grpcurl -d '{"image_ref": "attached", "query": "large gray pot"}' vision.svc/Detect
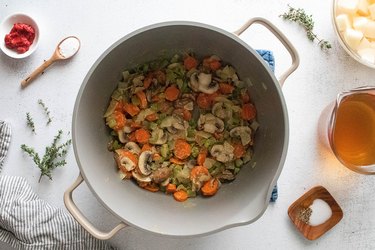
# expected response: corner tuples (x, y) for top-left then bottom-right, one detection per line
(64, 17), (299, 239)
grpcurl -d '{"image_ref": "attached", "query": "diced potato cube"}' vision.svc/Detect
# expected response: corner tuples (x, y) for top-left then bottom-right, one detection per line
(364, 20), (375, 38)
(337, 0), (359, 14)
(369, 3), (375, 19)
(358, 37), (372, 49)
(357, 47), (375, 63)
(353, 16), (369, 32)
(344, 28), (364, 49)
(358, 0), (370, 15)
(336, 14), (352, 31)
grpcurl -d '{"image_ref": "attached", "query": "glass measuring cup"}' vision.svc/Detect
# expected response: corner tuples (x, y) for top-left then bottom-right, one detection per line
(318, 86), (375, 174)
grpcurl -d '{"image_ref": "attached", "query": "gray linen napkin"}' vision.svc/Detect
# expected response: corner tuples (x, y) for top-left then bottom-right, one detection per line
(0, 121), (113, 250)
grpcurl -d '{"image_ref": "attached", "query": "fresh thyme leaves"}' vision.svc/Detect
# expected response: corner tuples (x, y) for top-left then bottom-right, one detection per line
(280, 5), (332, 50)
(21, 130), (71, 182)
(38, 99), (53, 124)
(26, 112), (36, 133)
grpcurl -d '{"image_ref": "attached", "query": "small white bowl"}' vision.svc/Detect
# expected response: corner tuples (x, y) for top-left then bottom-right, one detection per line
(332, 0), (375, 69)
(0, 13), (39, 59)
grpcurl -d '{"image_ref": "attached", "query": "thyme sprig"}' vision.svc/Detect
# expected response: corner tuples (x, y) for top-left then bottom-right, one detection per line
(21, 130), (71, 182)
(38, 99), (53, 124)
(26, 112), (36, 133)
(280, 5), (332, 50)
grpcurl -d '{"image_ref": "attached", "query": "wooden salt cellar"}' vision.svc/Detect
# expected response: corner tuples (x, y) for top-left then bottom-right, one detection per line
(288, 186), (343, 240)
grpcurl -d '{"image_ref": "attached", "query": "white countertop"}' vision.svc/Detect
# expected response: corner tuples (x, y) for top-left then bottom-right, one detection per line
(1, 0), (375, 249)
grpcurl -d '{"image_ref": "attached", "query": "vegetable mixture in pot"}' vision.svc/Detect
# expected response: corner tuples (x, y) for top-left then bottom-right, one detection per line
(104, 53), (259, 202)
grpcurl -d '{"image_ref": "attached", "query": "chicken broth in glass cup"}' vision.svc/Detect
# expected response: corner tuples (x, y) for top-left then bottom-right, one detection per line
(318, 86), (375, 174)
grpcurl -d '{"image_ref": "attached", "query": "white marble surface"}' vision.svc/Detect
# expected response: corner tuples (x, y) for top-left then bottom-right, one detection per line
(1, 0), (375, 249)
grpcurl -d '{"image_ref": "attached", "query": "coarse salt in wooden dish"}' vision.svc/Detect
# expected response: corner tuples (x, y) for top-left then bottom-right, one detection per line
(288, 186), (343, 240)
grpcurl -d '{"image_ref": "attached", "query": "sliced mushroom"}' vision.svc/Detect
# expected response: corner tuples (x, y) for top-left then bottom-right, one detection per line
(151, 166), (171, 184)
(189, 72), (218, 94)
(229, 126), (252, 146)
(174, 98), (194, 111)
(138, 150), (153, 176)
(132, 171), (152, 183)
(124, 142), (141, 155)
(210, 144), (234, 163)
(114, 149), (136, 171)
(218, 169), (235, 182)
(198, 114), (224, 134)
(212, 102), (233, 120)
(117, 126), (132, 143)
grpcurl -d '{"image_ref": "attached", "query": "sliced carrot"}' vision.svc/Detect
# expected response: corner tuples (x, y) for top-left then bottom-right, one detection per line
(197, 148), (207, 166)
(182, 109), (192, 121)
(241, 91), (250, 103)
(233, 143), (245, 159)
(209, 59), (221, 71)
(116, 149), (138, 166)
(128, 131), (136, 142)
(241, 103), (257, 120)
(135, 91), (147, 109)
(123, 103), (140, 117)
(201, 178), (219, 196)
(203, 57), (221, 71)
(190, 165), (209, 180)
(174, 139), (191, 160)
(135, 128), (150, 144)
(165, 85), (180, 101)
(183, 55), (198, 70)
(112, 111), (126, 131)
(114, 100), (124, 112)
(145, 113), (158, 122)
(170, 157), (186, 165)
(173, 190), (188, 202)
(151, 95), (160, 102)
(143, 184), (159, 192)
(153, 153), (162, 161)
(143, 76), (152, 89)
(166, 183), (177, 193)
(197, 93), (211, 109)
(219, 83), (234, 94)
(141, 143), (153, 152)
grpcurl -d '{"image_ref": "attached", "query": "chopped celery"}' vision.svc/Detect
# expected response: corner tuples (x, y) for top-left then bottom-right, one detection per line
(187, 189), (196, 198)
(131, 95), (140, 106)
(235, 158), (243, 168)
(160, 144), (169, 158)
(148, 122), (158, 131)
(234, 167), (241, 175)
(191, 146), (199, 158)
(111, 89), (123, 101)
(150, 103), (160, 111)
(176, 184), (187, 191)
(103, 99), (118, 118)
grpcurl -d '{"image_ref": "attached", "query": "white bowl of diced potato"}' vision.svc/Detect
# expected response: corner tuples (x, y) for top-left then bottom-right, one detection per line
(334, 0), (375, 68)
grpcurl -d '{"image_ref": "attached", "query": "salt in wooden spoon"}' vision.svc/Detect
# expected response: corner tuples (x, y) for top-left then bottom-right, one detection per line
(21, 36), (81, 88)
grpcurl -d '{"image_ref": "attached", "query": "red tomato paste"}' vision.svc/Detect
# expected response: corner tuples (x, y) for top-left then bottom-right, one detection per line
(4, 23), (35, 54)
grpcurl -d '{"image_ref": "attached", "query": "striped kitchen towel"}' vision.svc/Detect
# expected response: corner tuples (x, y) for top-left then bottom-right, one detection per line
(0, 121), (114, 250)
(0, 121), (11, 168)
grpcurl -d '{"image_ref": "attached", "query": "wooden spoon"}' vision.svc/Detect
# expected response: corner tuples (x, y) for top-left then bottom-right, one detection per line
(21, 36), (81, 88)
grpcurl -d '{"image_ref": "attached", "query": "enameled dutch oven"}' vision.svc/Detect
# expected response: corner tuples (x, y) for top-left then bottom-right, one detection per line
(64, 17), (299, 239)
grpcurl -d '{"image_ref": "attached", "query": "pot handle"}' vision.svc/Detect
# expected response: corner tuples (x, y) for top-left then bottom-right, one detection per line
(234, 17), (300, 87)
(63, 173), (127, 240)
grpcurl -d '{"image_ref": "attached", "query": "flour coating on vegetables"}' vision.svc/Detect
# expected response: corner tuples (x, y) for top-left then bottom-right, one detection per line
(104, 53), (259, 202)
